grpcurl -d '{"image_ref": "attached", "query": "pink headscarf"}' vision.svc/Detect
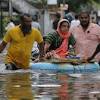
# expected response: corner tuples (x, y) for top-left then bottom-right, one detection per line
(55, 19), (71, 58)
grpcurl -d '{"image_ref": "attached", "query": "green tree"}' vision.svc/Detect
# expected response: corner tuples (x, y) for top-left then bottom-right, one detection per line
(57, 0), (100, 12)
(58, 0), (92, 12)
(27, 0), (100, 12)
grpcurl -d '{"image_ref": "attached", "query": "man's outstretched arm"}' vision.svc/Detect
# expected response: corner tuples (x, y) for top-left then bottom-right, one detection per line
(38, 41), (45, 58)
(0, 41), (7, 53)
(87, 43), (100, 61)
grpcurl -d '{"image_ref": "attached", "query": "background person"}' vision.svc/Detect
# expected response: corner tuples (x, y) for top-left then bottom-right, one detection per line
(32, 14), (41, 31)
(70, 14), (80, 29)
(52, 12), (61, 30)
(70, 11), (100, 61)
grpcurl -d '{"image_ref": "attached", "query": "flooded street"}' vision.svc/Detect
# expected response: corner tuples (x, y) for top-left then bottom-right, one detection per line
(0, 0), (100, 99)
(0, 52), (100, 100)
(0, 71), (100, 100)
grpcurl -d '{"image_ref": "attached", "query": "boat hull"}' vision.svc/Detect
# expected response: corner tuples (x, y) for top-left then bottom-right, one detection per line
(30, 62), (100, 74)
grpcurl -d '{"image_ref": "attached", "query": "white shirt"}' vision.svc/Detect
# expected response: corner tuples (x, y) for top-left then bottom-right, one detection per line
(70, 20), (80, 28)
(5, 22), (15, 31)
(32, 21), (41, 31)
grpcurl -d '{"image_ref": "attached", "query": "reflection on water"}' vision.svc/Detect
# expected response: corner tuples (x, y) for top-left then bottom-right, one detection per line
(5, 73), (33, 100)
(0, 71), (100, 100)
(72, 73), (100, 100)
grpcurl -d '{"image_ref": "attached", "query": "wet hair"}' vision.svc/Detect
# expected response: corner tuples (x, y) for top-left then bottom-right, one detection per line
(79, 11), (90, 17)
(55, 12), (61, 19)
(19, 13), (32, 34)
(20, 13), (31, 21)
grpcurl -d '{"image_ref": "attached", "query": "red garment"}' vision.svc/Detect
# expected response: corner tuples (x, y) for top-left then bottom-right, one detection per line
(54, 19), (70, 57)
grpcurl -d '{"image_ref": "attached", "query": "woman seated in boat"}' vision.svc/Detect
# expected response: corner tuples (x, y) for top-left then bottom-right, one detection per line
(44, 19), (75, 59)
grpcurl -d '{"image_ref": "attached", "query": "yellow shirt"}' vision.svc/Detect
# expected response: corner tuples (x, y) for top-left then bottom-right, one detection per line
(3, 26), (43, 69)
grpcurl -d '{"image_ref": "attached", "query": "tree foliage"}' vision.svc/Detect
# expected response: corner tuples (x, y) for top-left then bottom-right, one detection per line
(57, 0), (92, 12)
(57, 0), (100, 12)
(27, 0), (100, 12)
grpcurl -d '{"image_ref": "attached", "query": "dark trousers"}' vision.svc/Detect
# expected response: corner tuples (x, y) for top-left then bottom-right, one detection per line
(5, 63), (21, 70)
